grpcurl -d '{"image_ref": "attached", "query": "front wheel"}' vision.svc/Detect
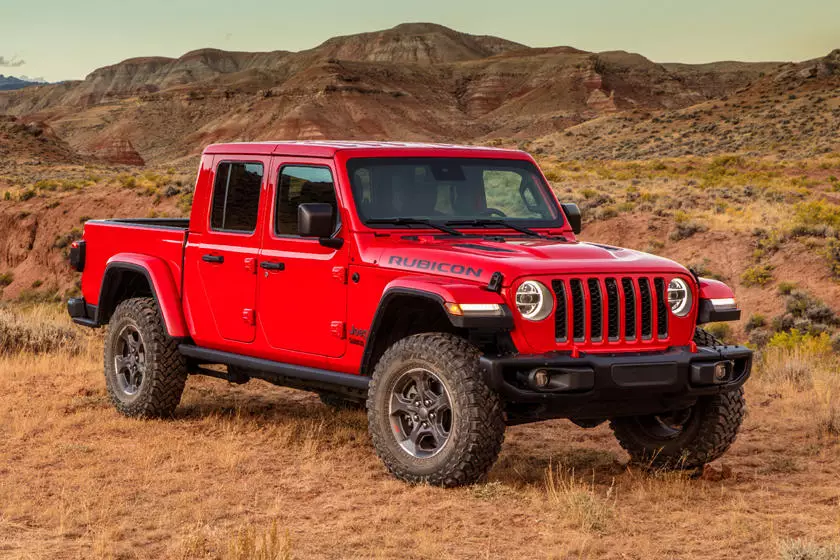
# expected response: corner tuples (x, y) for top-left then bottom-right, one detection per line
(367, 333), (505, 487)
(610, 387), (745, 468)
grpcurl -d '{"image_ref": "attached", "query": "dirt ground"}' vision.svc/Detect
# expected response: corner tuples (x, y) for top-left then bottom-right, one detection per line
(0, 339), (838, 560)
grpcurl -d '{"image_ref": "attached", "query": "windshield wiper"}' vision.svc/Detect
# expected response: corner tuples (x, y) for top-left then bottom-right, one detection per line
(367, 218), (463, 236)
(444, 219), (542, 238)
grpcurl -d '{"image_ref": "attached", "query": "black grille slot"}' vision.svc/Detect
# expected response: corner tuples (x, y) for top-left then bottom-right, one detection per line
(621, 278), (636, 340)
(655, 278), (668, 338)
(639, 278), (653, 339)
(605, 278), (620, 340)
(551, 280), (567, 341)
(570, 279), (586, 341)
(587, 278), (603, 341)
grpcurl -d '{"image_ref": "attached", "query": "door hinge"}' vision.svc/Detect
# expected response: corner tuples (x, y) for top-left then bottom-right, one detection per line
(332, 266), (347, 284)
(242, 308), (255, 325)
(330, 321), (346, 339)
(244, 257), (256, 274)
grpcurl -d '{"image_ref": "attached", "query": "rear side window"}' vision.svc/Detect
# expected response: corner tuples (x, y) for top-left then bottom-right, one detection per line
(275, 166), (338, 236)
(210, 162), (264, 233)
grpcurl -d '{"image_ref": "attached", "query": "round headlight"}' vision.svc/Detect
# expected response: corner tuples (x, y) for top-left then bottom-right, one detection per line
(668, 278), (692, 317)
(515, 280), (553, 321)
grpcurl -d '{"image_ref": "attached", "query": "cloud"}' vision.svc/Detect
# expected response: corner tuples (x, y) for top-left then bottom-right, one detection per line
(0, 56), (25, 68)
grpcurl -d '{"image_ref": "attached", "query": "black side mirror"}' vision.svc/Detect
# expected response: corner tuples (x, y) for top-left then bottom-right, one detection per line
(561, 203), (582, 234)
(298, 203), (334, 238)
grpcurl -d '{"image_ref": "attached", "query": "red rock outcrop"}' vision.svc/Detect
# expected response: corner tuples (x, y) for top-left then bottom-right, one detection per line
(95, 138), (145, 166)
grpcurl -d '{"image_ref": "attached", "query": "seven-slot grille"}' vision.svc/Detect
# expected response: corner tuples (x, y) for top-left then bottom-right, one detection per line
(551, 276), (670, 344)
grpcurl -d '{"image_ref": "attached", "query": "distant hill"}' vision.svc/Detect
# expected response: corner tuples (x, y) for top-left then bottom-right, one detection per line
(0, 23), (835, 163)
(0, 75), (45, 91)
(537, 49), (840, 159)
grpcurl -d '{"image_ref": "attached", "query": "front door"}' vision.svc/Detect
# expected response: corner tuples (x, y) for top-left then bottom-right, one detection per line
(187, 157), (268, 344)
(257, 160), (348, 358)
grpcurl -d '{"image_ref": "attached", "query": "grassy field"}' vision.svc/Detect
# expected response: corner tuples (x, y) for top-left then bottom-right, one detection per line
(0, 306), (838, 559)
(2, 154), (840, 558)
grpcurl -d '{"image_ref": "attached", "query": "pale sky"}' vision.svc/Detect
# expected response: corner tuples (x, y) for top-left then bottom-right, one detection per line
(2, 0), (838, 82)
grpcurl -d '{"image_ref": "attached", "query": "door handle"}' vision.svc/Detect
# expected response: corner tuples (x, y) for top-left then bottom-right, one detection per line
(202, 254), (224, 263)
(260, 261), (285, 271)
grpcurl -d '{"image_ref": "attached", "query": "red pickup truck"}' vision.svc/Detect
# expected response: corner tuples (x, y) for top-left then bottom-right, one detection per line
(68, 141), (751, 486)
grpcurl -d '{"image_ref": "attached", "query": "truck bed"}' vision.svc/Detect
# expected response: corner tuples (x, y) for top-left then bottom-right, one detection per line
(80, 218), (189, 312)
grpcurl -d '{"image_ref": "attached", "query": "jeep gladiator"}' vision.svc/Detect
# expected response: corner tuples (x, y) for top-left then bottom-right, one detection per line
(68, 141), (751, 486)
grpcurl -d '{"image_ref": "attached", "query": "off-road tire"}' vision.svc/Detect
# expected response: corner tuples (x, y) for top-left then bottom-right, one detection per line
(319, 392), (366, 411)
(367, 333), (505, 487)
(610, 326), (744, 469)
(104, 297), (187, 418)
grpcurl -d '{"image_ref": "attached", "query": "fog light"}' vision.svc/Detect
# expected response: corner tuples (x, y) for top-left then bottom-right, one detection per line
(690, 361), (733, 385)
(533, 369), (550, 388)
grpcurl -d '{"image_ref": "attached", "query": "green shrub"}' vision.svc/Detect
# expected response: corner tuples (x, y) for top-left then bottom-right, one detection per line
(16, 287), (61, 304)
(0, 272), (13, 287)
(687, 260), (726, 281)
(825, 238), (840, 279)
(746, 314), (766, 332)
(52, 228), (82, 253)
(785, 290), (838, 326)
(669, 220), (708, 241)
(741, 264), (774, 287)
(793, 200), (840, 230)
(768, 329), (832, 353)
(705, 323), (732, 343)
(777, 281), (798, 295)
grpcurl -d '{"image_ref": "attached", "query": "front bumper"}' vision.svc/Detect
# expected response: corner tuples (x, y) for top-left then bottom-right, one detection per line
(480, 344), (752, 423)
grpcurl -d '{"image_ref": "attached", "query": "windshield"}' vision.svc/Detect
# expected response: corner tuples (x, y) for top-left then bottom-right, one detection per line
(346, 158), (562, 228)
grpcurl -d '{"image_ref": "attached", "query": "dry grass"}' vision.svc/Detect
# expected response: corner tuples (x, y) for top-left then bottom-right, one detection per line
(0, 304), (89, 355)
(0, 307), (838, 559)
(544, 463), (615, 532)
(756, 339), (840, 437)
(779, 539), (840, 560)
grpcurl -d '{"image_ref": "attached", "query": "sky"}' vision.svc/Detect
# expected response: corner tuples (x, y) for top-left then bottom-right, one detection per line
(1, 0), (838, 82)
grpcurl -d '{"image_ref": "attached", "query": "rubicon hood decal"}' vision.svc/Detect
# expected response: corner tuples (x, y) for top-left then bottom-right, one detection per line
(388, 256), (483, 278)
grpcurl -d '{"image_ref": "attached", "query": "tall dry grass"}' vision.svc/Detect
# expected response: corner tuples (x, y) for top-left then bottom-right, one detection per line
(0, 304), (95, 355)
(754, 334), (840, 438)
(544, 462), (615, 532)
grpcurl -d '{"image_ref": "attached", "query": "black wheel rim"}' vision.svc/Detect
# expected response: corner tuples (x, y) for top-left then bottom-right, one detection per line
(637, 408), (693, 440)
(114, 325), (146, 397)
(388, 368), (453, 458)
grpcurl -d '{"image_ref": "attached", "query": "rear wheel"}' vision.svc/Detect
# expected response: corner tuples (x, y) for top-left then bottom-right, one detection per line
(104, 298), (187, 418)
(367, 333), (505, 487)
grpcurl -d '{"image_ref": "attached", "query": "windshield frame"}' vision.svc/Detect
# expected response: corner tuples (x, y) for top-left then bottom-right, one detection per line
(345, 156), (566, 232)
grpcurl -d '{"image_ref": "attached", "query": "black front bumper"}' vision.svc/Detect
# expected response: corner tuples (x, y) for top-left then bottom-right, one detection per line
(480, 345), (752, 423)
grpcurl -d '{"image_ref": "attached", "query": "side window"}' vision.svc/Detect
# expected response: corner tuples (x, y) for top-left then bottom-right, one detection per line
(483, 170), (546, 218)
(275, 166), (338, 236)
(210, 161), (264, 233)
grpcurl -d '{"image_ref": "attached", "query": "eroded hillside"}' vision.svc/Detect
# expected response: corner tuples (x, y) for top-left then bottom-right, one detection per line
(0, 24), (794, 165)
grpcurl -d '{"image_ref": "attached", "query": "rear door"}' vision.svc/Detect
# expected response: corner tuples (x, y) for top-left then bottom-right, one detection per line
(185, 157), (268, 344)
(256, 158), (349, 358)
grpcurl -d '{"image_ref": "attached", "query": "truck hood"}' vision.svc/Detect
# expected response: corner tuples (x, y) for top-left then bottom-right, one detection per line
(370, 235), (690, 285)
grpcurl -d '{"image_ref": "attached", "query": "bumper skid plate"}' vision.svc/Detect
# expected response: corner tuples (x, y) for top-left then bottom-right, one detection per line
(480, 345), (752, 421)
